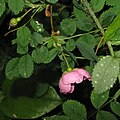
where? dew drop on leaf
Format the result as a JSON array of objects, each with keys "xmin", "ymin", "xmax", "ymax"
[
  {"xmin": 113, "ymin": 66, "xmax": 116, "ymax": 68},
  {"xmin": 95, "ymin": 81, "xmax": 97, "ymax": 84},
  {"xmin": 101, "ymin": 63, "xmax": 104, "ymax": 67},
  {"xmin": 110, "ymin": 85, "xmax": 113, "ymax": 88},
  {"xmin": 96, "ymin": 74, "xmax": 100, "ymax": 77},
  {"xmin": 102, "ymin": 95, "xmax": 104, "ymax": 98}
]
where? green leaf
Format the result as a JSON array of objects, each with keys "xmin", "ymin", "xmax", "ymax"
[
  {"xmin": 5, "ymin": 58, "xmax": 20, "ymax": 80},
  {"xmin": 0, "ymin": 0, "xmax": 5, "ymax": 17},
  {"xmin": 66, "ymin": 39, "xmax": 76, "ymax": 51},
  {"xmin": 63, "ymin": 100, "xmax": 87, "ymax": 120},
  {"xmin": 30, "ymin": 32, "xmax": 43, "ymax": 47},
  {"xmin": 43, "ymin": 115, "xmax": 69, "ymax": 120},
  {"xmin": 99, "ymin": 9, "xmax": 115, "ymax": 27},
  {"xmin": 0, "ymin": 86, "xmax": 61, "ymax": 119},
  {"xmin": 104, "ymin": 15, "xmax": 120, "ymax": 42},
  {"xmin": 0, "ymin": 91, "xmax": 4, "ymax": 103},
  {"xmin": 77, "ymin": 34, "xmax": 99, "ymax": 48},
  {"xmin": 30, "ymin": 19, "xmax": 44, "ymax": 33},
  {"xmin": 76, "ymin": 40, "xmax": 98, "ymax": 61},
  {"xmin": 31, "ymin": 0, "xmax": 40, "ymax": 3},
  {"xmin": 8, "ymin": 0, "xmax": 24, "ymax": 15},
  {"xmin": 17, "ymin": 26, "xmax": 31, "ymax": 47},
  {"xmin": 2, "ymin": 78, "xmax": 14, "ymax": 97},
  {"xmin": 110, "ymin": 29, "xmax": 120, "ymax": 45},
  {"xmin": 113, "ymin": 89, "xmax": 120, "ymax": 99},
  {"xmin": 96, "ymin": 110, "xmax": 117, "ymax": 120},
  {"xmin": 115, "ymin": 50, "xmax": 120, "ymax": 58},
  {"xmin": 35, "ymin": 83, "xmax": 49, "ymax": 97},
  {"xmin": 63, "ymin": 47, "xmax": 78, "ymax": 65},
  {"xmin": 32, "ymin": 46, "xmax": 48, "ymax": 64},
  {"xmin": 111, "ymin": 5, "xmax": 120, "ymax": 15},
  {"xmin": 74, "ymin": 7, "xmax": 94, "ymax": 31},
  {"xmin": 44, "ymin": 48, "xmax": 58, "ymax": 64},
  {"xmin": 60, "ymin": 18, "xmax": 76, "ymax": 36},
  {"xmin": 91, "ymin": 90, "xmax": 109, "ymax": 109},
  {"xmin": 46, "ymin": 0, "xmax": 58, "ymax": 4},
  {"xmin": 17, "ymin": 43, "xmax": 28, "ymax": 54},
  {"xmin": 90, "ymin": 0, "xmax": 105, "ymax": 13},
  {"xmin": 18, "ymin": 54, "xmax": 34, "ymax": 78},
  {"xmin": 110, "ymin": 101, "xmax": 120, "ymax": 116},
  {"xmin": 92, "ymin": 56, "xmax": 119, "ymax": 94},
  {"xmin": 0, "ymin": 110, "xmax": 11, "ymax": 120},
  {"xmin": 105, "ymin": 0, "xmax": 120, "ymax": 6},
  {"xmin": 61, "ymin": 57, "xmax": 75, "ymax": 72}
]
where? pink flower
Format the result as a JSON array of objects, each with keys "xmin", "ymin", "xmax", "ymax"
[{"xmin": 59, "ymin": 68, "xmax": 91, "ymax": 94}]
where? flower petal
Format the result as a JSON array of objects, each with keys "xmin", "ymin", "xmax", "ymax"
[
  {"xmin": 75, "ymin": 68, "xmax": 91, "ymax": 80},
  {"xmin": 61, "ymin": 70, "xmax": 80, "ymax": 84},
  {"xmin": 73, "ymin": 69, "xmax": 84, "ymax": 83},
  {"xmin": 59, "ymin": 80, "xmax": 74, "ymax": 94}
]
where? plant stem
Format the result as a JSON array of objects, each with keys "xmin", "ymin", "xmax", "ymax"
[
  {"xmin": 5, "ymin": 5, "xmax": 45, "ymax": 36},
  {"xmin": 106, "ymin": 41, "xmax": 114, "ymax": 57},
  {"xmin": 81, "ymin": 0, "xmax": 114, "ymax": 57},
  {"xmin": 81, "ymin": 0, "xmax": 104, "ymax": 35},
  {"xmin": 50, "ymin": 5, "xmax": 54, "ymax": 34},
  {"xmin": 64, "ymin": 29, "xmax": 100, "ymax": 40},
  {"xmin": 62, "ymin": 52, "xmax": 70, "ymax": 69}
]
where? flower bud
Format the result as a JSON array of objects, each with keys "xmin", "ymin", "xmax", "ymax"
[{"xmin": 9, "ymin": 18, "xmax": 18, "ymax": 27}]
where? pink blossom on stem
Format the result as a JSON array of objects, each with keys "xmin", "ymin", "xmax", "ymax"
[{"xmin": 59, "ymin": 68, "xmax": 91, "ymax": 94}]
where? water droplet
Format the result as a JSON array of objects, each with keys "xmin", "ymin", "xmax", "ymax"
[
  {"xmin": 116, "ymin": 102, "xmax": 119, "ymax": 104},
  {"xmin": 35, "ymin": 21, "xmax": 39, "ymax": 24},
  {"xmin": 96, "ymin": 74, "xmax": 100, "ymax": 77},
  {"xmin": 95, "ymin": 81, "xmax": 97, "ymax": 84},
  {"xmin": 103, "ymin": 80, "xmax": 106, "ymax": 82},
  {"xmin": 101, "ymin": 63, "xmax": 104, "ymax": 67},
  {"xmin": 113, "ymin": 66, "xmax": 116, "ymax": 68},
  {"xmin": 37, "ymin": 28, "xmax": 42, "ymax": 32},
  {"xmin": 24, "ymin": 73, "xmax": 26, "ymax": 77},
  {"xmin": 111, "ymin": 78, "xmax": 113, "ymax": 81},
  {"xmin": 110, "ymin": 85, "xmax": 113, "ymax": 88},
  {"xmin": 103, "ymin": 57, "xmax": 105, "ymax": 59},
  {"xmin": 102, "ymin": 95, "xmax": 104, "ymax": 98}
]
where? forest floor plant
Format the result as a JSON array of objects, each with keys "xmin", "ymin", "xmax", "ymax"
[{"xmin": 0, "ymin": 0, "xmax": 120, "ymax": 120}]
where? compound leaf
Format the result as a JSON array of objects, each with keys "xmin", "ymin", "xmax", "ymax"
[
  {"xmin": 5, "ymin": 58, "xmax": 20, "ymax": 80},
  {"xmin": 76, "ymin": 40, "xmax": 98, "ymax": 61},
  {"xmin": 63, "ymin": 100, "xmax": 87, "ymax": 120},
  {"xmin": 60, "ymin": 18, "xmax": 76, "ymax": 36},
  {"xmin": 110, "ymin": 101, "xmax": 120, "ymax": 116},
  {"xmin": 32, "ymin": 46, "xmax": 48, "ymax": 64},
  {"xmin": 90, "ymin": 0, "xmax": 105, "ymax": 13},
  {"xmin": 0, "ymin": 87, "xmax": 61, "ymax": 119},
  {"xmin": 0, "ymin": 0, "xmax": 5, "ymax": 17},
  {"xmin": 44, "ymin": 48, "xmax": 58, "ymax": 64},
  {"xmin": 17, "ymin": 26, "xmax": 31, "ymax": 47},
  {"xmin": 18, "ymin": 54, "xmax": 34, "ymax": 78},
  {"xmin": 91, "ymin": 90, "xmax": 109, "ymax": 109},
  {"xmin": 92, "ymin": 56, "xmax": 119, "ymax": 94},
  {"xmin": 96, "ymin": 110, "xmax": 117, "ymax": 120},
  {"xmin": 104, "ymin": 15, "xmax": 120, "ymax": 42},
  {"xmin": 8, "ymin": 0, "xmax": 24, "ymax": 14}
]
